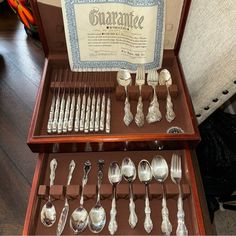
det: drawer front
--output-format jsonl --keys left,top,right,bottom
{"left": 23, "top": 149, "right": 206, "bottom": 235}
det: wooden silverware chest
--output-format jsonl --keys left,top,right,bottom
{"left": 23, "top": 0, "right": 209, "bottom": 235}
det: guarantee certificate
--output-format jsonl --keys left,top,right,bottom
{"left": 61, "top": 0, "right": 165, "bottom": 71}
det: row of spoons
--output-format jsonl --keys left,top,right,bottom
{"left": 117, "top": 67, "right": 176, "bottom": 127}
{"left": 47, "top": 70, "right": 112, "bottom": 134}
{"left": 40, "top": 156, "right": 186, "bottom": 235}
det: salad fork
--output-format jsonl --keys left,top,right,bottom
{"left": 135, "top": 65, "right": 145, "bottom": 127}
{"left": 171, "top": 154, "right": 188, "bottom": 236}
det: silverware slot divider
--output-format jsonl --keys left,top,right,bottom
{"left": 38, "top": 183, "right": 190, "bottom": 200}
{"left": 116, "top": 85, "right": 178, "bottom": 101}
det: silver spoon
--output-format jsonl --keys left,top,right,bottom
{"left": 151, "top": 155, "right": 172, "bottom": 235}
{"left": 41, "top": 158, "right": 57, "bottom": 227}
{"left": 138, "top": 160, "right": 153, "bottom": 234}
{"left": 121, "top": 157, "right": 138, "bottom": 229}
{"left": 108, "top": 162, "right": 122, "bottom": 235}
{"left": 117, "top": 69, "right": 133, "bottom": 126}
{"left": 159, "top": 69, "right": 175, "bottom": 122}
{"left": 70, "top": 160, "right": 91, "bottom": 233}
{"left": 88, "top": 160, "right": 106, "bottom": 233}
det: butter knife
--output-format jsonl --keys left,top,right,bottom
{"left": 56, "top": 160, "right": 76, "bottom": 236}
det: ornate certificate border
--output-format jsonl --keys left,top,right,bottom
{"left": 61, "top": 0, "right": 165, "bottom": 71}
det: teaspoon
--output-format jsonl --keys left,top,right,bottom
{"left": 108, "top": 162, "right": 122, "bottom": 235}
{"left": 117, "top": 69, "right": 133, "bottom": 126}
{"left": 138, "top": 160, "right": 153, "bottom": 233}
{"left": 159, "top": 69, "right": 175, "bottom": 122}
{"left": 40, "top": 158, "right": 57, "bottom": 227}
{"left": 151, "top": 155, "right": 172, "bottom": 235}
{"left": 121, "top": 157, "right": 138, "bottom": 229}
{"left": 88, "top": 160, "right": 106, "bottom": 233}
{"left": 70, "top": 160, "right": 91, "bottom": 234}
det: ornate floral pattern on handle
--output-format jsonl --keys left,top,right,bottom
{"left": 161, "top": 196, "right": 172, "bottom": 235}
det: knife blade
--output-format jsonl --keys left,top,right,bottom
{"left": 56, "top": 198, "right": 69, "bottom": 236}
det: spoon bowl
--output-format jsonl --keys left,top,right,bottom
{"left": 109, "top": 162, "right": 122, "bottom": 185}
{"left": 138, "top": 159, "right": 153, "bottom": 183}
{"left": 41, "top": 200, "right": 56, "bottom": 227}
{"left": 88, "top": 205, "right": 106, "bottom": 233}
{"left": 151, "top": 155, "right": 169, "bottom": 182}
{"left": 159, "top": 69, "right": 172, "bottom": 87}
{"left": 117, "top": 69, "right": 132, "bottom": 88}
{"left": 70, "top": 207, "right": 88, "bottom": 233}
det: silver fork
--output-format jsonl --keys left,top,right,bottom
{"left": 134, "top": 65, "right": 145, "bottom": 127}
{"left": 171, "top": 154, "right": 188, "bottom": 236}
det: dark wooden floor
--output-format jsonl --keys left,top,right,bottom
{"left": 0, "top": 2, "right": 44, "bottom": 234}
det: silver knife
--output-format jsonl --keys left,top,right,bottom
{"left": 56, "top": 160, "right": 76, "bottom": 236}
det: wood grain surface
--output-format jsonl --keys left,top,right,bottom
{"left": 0, "top": 2, "right": 44, "bottom": 234}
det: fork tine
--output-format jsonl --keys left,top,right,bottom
{"left": 178, "top": 155, "right": 182, "bottom": 178}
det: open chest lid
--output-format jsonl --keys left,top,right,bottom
{"left": 32, "top": 0, "right": 190, "bottom": 62}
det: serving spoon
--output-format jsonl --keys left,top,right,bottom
{"left": 138, "top": 159, "right": 153, "bottom": 233}
{"left": 41, "top": 158, "right": 57, "bottom": 227}
{"left": 70, "top": 160, "right": 91, "bottom": 234}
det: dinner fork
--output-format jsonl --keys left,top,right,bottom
{"left": 171, "top": 154, "right": 188, "bottom": 236}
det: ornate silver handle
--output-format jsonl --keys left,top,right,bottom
{"left": 89, "top": 93, "right": 96, "bottom": 132}
{"left": 123, "top": 87, "right": 133, "bottom": 126}
{"left": 144, "top": 185, "right": 153, "bottom": 233}
{"left": 80, "top": 161, "right": 91, "bottom": 206}
{"left": 67, "top": 160, "right": 75, "bottom": 186}
{"left": 74, "top": 94, "right": 81, "bottom": 132}
{"left": 146, "top": 89, "right": 162, "bottom": 123}
{"left": 128, "top": 183, "right": 138, "bottom": 229}
{"left": 57, "top": 94, "right": 65, "bottom": 134}
{"left": 176, "top": 185, "right": 188, "bottom": 236}
{"left": 108, "top": 193, "right": 118, "bottom": 235}
{"left": 52, "top": 95, "right": 60, "bottom": 133}
{"left": 47, "top": 94, "right": 55, "bottom": 133}
{"left": 105, "top": 96, "right": 111, "bottom": 133}
{"left": 135, "top": 96, "right": 144, "bottom": 127}
{"left": 49, "top": 159, "right": 57, "bottom": 187}
{"left": 100, "top": 93, "right": 106, "bottom": 131}
{"left": 62, "top": 95, "right": 71, "bottom": 133}
{"left": 95, "top": 94, "right": 101, "bottom": 132}
{"left": 79, "top": 93, "right": 86, "bottom": 131}
{"left": 68, "top": 94, "right": 75, "bottom": 132}
{"left": 84, "top": 94, "right": 91, "bottom": 133}
{"left": 165, "top": 88, "right": 175, "bottom": 123}
{"left": 161, "top": 186, "right": 172, "bottom": 236}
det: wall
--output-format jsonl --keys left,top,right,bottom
{"left": 179, "top": 0, "right": 236, "bottom": 124}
